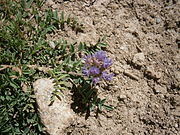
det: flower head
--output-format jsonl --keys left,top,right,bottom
{"left": 82, "top": 50, "right": 113, "bottom": 85}
{"left": 82, "top": 67, "right": 89, "bottom": 76}
{"left": 93, "top": 51, "right": 106, "bottom": 61}
{"left": 102, "top": 58, "right": 112, "bottom": 68}
{"left": 92, "top": 77, "right": 100, "bottom": 84}
{"left": 83, "top": 54, "right": 92, "bottom": 65}
{"left": 101, "top": 72, "right": 114, "bottom": 81}
{"left": 89, "top": 66, "right": 100, "bottom": 75}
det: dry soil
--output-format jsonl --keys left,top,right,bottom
{"left": 43, "top": 0, "right": 180, "bottom": 135}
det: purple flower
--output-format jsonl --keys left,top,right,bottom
{"left": 101, "top": 72, "right": 114, "bottom": 81}
{"left": 82, "top": 50, "right": 113, "bottom": 85}
{"left": 92, "top": 77, "right": 100, "bottom": 84}
{"left": 89, "top": 66, "right": 100, "bottom": 75}
{"left": 102, "top": 58, "right": 112, "bottom": 68}
{"left": 93, "top": 51, "right": 107, "bottom": 61}
{"left": 82, "top": 67, "right": 89, "bottom": 76}
{"left": 83, "top": 54, "right": 92, "bottom": 64}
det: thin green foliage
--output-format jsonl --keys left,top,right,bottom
{"left": 0, "top": 0, "right": 112, "bottom": 134}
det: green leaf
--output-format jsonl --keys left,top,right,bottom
{"left": 98, "top": 103, "right": 102, "bottom": 111}
{"left": 23, "top": 127, "right": 30, "bottom": 134}
{"left": 1, "top": 127, "right": 12, "bottom": 133}
{"left": 38, "top": 124, "right": 43, "bottom": 132}
{"left": 67, "top": 14, "right": 71, "bottom": 25}
{"left": 20, "top": 0, "right": 26, "bottom": 9}
{"left": 36, "top": 0, "right": 45, "bottom": 7}
{"left": 45, "top": 9, "right": 53, "bottom": 24}
{"left": 100, "top": 99, "right": 106, "bottom": 104}
{"left": 10, "top": 82, "right": 19, "bottom": 90}
{"left": 57, "top": 74, "right": 69, "bottom": 80}
{"left": 45, "top": 25, "right": 56, "bottom": 33}
{"left": 73, "top": 60, "right": 82, "bottom": 67}
{"left": 35, "top": 14, "right": 41, "bottom": 24}
{"left": 61, "top": 11, "right": 64, "bottom": 21}
{"left": 103, "top": 105, "right": 113, "bottom": 111}
{"left": 89, "top": 103, "right": 95, "bottom": 112}
{"left": 14, "top": 128, "right": 22, "bottom": 134}
{"left": 26, "top": 0, "right": 34, "bottom": 8}
{"left": 57, "top": 86, "right": 66, "bottom": 90}
{"left": 78, "top": 42, "right": 84, "bottom": 51}
{"left": 97, "top": 43, "right": 107, "bottom": 47}
{"left": 53, "top": 9, "right": 59, "bottom": 21}
{"left": 60, "top": 11, "right": 65, "bottom": 29}
{"left": 83, "top": 90, "right": 94, "bottom": 103}
{"left": 64, "top": 56, "right": 71, "bottom": 64}
{"left": 70, "top": 44, "right": 74, "bottom": 53}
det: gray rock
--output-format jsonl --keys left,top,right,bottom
{"left": 132, "top": 53, "right": 145, "bottom": 67}
{"left": 33, "top": 78, "right": 75, "bottom": 135}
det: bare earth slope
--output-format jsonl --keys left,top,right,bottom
{"left": 43, "top": 0, "right": 180, "bottom": 134}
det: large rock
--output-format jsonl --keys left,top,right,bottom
{"left": 33, "top": 78, "right": 74, "bottom": 135}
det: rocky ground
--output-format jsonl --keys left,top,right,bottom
{"left": 36, "top": 0, "right": 180, "bottom": 134}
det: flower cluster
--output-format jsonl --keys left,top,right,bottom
{"left": 82, "top": 51, "right": 114, "bottom": 84}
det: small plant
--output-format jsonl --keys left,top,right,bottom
{"left": 81, "top": 51, "right": 114, "bottom": 112}
{"left": 70, "top": 50, "right": 114, "bottom": 114}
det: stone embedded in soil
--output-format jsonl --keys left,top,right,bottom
{"left": 124, "top": 70, "right": 139, "bottom": 81}
{"left": 156, "top": 18, "right": 161, "bottom": 24}
{"left": 132, "top": 53, "right": 145, "bottom": 67}
{"left": 52, "top": 4, "right": 58, "bottom": 9}
{"left": 46, "top": 0, "right": 55, "bottom": 6}
{"left": 118, "top": 95, "right": 127, "bottom": 100}
{"left": 145, "top": 66, "right": 162, "bottom": 80}
{"left": 153, "top": 84, "right": 167, "bottom": 94}
{"left": 171, "top": 106, "right": 180, "bottom": 117}
{"left": 111, "top": 62, "right": 124, "bottom": 74}
{"left": 33, "top": 78, "right": 75, "bottom": 135}
{"left": 170, "top": 95, "right": 180, "bottom": 106}
{"left": 48, "top": 41, "right": 56, "bottom": 49}
{"left": 174, "top": 71, "right": 180, "bottom": 88}
{"left": 175, "top": 123, "right": 178, "bottom": 128}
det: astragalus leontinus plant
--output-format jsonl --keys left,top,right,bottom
{"left": 74, "top": 50, "right": 114, "bottom": 113}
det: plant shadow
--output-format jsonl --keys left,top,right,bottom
{"left": 70, "top": 78, "right": 99, "bottom": 119}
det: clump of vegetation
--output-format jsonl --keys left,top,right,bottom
{"left": 77, "top": 51, "right": 114, "bottom": 113}
{"left": 0, "top": 0, "right": 113, "bottom": 134}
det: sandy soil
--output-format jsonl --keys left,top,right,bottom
{"left": 43, "top": 0, "right": 180, "bottom": 134}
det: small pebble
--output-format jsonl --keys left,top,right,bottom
{"left": 49, "top": 41, "right": 56, "bottom": 49}
{"left": 46, "top": 0, "right": 55, "bottom": 6}
{"left": 132, "top": 52, "right": 145, "bottom": 67}
{"left": 156, "top": 18, "right": 161, "bottom": 24}
{"left": 118, "top": 95, "right": 127, "bottom": 100}
{"left": 175, "top": 123, "right": 178, "bottom": 128}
